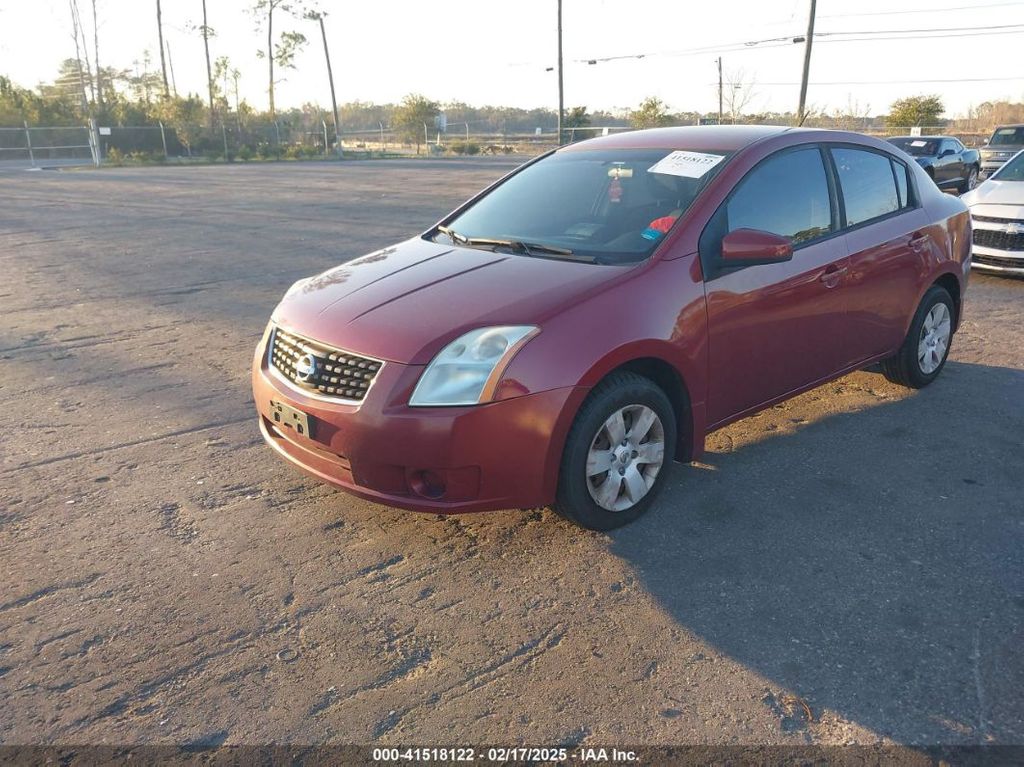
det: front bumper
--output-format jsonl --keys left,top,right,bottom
{"left": 252, "top": 328, "right": 585, "bottom": 514}
{"left": 980, "top": 157, "right": 1017, "bottom": 176}
{"left": 970, "top": 245, "right": 1024, "bottom": 275}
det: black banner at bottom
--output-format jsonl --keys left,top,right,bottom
{"left": 1, "top": 745, "right": 1022, "bottom": 767}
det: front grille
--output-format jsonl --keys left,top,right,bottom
{"left": 269, "top": 326, "right": 382, "bottom": 401}
{"left": 973, "top": 229, "right": 1024, "bottom": 252}
{"left": 972, "top": 214, "right": 1018, "bottom": 224}
{"left": 973, "top": 253, "right": 1024, "bottom": 271}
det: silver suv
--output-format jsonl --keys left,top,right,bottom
{"left": 980, "top": 124, "right": 1024, "bottom": 178}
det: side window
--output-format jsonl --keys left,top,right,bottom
{"left": 952, "top": 139, "right": 965, "bottom": 153}
{"left": 892, "top": 159, "right": 911, "bottom": 209}
{"left": 832, "top": 147, "right": 900, "bottom": 226}
{"left": 725, "top": 147, "right": 832, "bottom": 246}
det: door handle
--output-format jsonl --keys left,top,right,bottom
{"left": 909, "top": 233, "right": 929, "bottom": 252}
{"left": 819, "top": 264, "right": 847, "bottom": 287}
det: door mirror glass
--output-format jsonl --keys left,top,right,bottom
{"left": 721, "top": 228, "right": 793, "bottom": 265}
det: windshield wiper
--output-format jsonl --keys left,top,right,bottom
{"left": 436, "top": 224, "right": 470, "bottom": 245}
{"left": 436, "top": 227, "right": 594, "bottom": 262}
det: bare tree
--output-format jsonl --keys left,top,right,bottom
{"left": 724, "top": 68, "right": 757, "bottom": 124}
{"left": 254, "top": 0, "right": 285, "bottom": 118}
{"left": 253, "top": 0, "right": 306, "bottom": 118}
{"left": 67, "top": 0, "right": 90, "bottom": 112}
{"left": 155, "top": 0, "right": 169, "bottom": 98}
{"left": 833, "top": 95, "right": 871, "bottom": 131}
{"left": 70, "top": 0, "right": 97, "bottom": 105}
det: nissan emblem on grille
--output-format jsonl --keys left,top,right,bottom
{"left": 269, "top": 327, "right": 383, "bottom": 402}
{"left": 295, "top": 353, "right": 318, "bottom": 382}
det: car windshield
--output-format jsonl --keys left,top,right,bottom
{"left": 989, "top": 127, "right": 1024, "bottom": 146}
{"left": 992, "top": 151, "right": 1024, "bottom": 181}
{"left": 434, "top": 148, "right": 731, "bottom": 264}
{"left": 889, "top": 137, "right": 939, "bottom": 156}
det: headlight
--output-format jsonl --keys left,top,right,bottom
{"left": 410, "top": 326, "right": 539, "bottom": 406}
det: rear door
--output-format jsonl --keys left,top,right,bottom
{"left": 828, "top": 145, "right": 932, "bottom": 363}
{"left": 702, "top": 145, "right": 850, "bottom": 427}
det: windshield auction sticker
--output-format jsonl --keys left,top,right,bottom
{"left": 648, "top": 150, "right": 725, "bottom": 178}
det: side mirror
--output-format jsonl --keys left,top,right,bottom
{"left": 939, "top": 148, "right": 955, "bottom": 157}
{"left": 721, "top": 228, "right": 793, "bottom": 265}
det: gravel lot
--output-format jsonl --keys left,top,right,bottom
{"left": 1, "top": 158, "right": 1022, "bottom": 748}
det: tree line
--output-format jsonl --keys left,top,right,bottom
{"left": 4, "top": 0, "right": 1021, "bottom": 154}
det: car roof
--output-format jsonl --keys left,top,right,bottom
{"left": 560, "top": 125, "right": 798, "bottom": 153}
{"left": 992, "top": 124, "right": 1024, "bottom": 129}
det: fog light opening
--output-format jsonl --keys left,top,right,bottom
{"left": 412, "top": 470, "right": 447, "bottom": 500}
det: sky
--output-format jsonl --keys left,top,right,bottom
{"left": 1, "top": 0, "right": 1023, "bottom": 121}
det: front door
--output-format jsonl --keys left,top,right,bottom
{"left": 701, "top": 145, "right": 850, "bottom": 427}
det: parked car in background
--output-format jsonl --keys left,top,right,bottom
{"left": 980, "top": 124, "right": 1024, "bottom": 178}
{"left": 888, "top": 135, "right": 980, "bottom": 193}
{"left": 254, "top": 126, "right": 971, "bottom": 530}
{"left": 962, "top": 148, "right": 1024, "bottom": 275}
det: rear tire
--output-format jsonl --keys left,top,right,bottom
{"left": 880, "top": 285, "right": 954, "bottom": 389}
{"left": 554, "top": 371, "right": 676, "bottom": 531}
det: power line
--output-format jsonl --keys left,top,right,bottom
{"left": 746, "top": 76, "right": 1024, "bottom": 86}
{"left": 815, "top": 27, "right": 1024, "bottom": 42}
{"left": 819, "top": 1, "right": 1024, "bottom": 18}
{"left": 576, "top": 23, "right": 1024, "bottom": 66}
{"left": 815, "top": 22, "right": 1024, "bottom": 36}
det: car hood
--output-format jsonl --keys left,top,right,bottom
{"left": 271, "top": 237, "right": 632, "bottom": 364}
{"left": 962, "top": 179, "right": 1024, "bottom": 207}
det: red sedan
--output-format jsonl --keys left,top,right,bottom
{"left": 253, "top": 126, "right": 970, "bottom": 529}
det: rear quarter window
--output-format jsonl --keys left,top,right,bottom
{"left": 832, "top": 148, "right": 900, "bottom": 226}
{"left": 893, "top": 159, "right": 911, "bottom": 209}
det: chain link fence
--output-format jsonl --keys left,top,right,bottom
{"left": 0, "top": 125, "right": 95, "bottom": 169}
{"left": 0, "top": 120, "right": 1002, "bottom": 170}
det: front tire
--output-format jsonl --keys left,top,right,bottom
{"left": 554, "top": 371, "right": 676, "bottom": 530}
{"left": 880, "top": 285, "right": 954, "bottom": 388}
{"left": 959, "top": 165, "right": 979, "bottom": 193}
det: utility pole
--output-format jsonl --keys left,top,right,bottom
{"left": 557, "top": 0, "right": 564, "bottom": 145}
{"left": 156, "top": 0, "right": 169, "bottom": 98}
{"left": 202, "top": 0, "right": 214, "bottom": 115}
{"left": 166, "top": 39, "right": 178, "bottom": 97}
{"left": 313, "top": 11, "right": 342, "bottom": 157}
{"left": 717, "top": 57, "right": 723, "bottom": 124}
{"left": 91, "top": 0, "right": 103, "bottom": 107}
{"left": 797, "top": 0, "right": 817, "bottom": 125}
